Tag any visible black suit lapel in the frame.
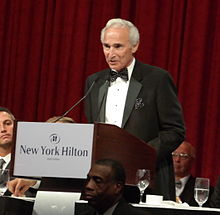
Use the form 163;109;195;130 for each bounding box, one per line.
97;80;109;122
121;61;143;128
122;77;142;128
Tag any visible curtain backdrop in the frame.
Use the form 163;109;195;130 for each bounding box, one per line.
0;0;219;185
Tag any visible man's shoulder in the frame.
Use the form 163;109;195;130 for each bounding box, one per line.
135;60;167;73
134;60;170;80
115;199;151;215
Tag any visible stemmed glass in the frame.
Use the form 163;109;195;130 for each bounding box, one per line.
0;169;10;196
194;177;210;207
136;169;150;203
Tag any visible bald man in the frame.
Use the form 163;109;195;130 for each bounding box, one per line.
172;141;213;206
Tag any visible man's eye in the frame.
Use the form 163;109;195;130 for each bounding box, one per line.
114;44;122;48
103;44;110;48
4;121;12;126
95;179;102;184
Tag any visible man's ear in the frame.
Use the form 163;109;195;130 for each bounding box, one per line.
114;183;124;194
132;42;139;54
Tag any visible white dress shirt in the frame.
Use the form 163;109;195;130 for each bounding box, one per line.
176;175;190;197
0;153;11;170
105;58;135;127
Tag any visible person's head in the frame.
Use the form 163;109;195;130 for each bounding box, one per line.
46;116;75;123
172;141;196;180
82;158;126;213
101;18;139;72
0;107;15;156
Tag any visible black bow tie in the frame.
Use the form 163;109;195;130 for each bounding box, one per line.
175;181;182;189
110;68;128;82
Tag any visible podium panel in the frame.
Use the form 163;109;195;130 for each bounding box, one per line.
93;123;157;185
11;122;94;179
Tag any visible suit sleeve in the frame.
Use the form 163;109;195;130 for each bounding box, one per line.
148;72;185;161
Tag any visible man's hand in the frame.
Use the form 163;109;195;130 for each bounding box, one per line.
7;178;37;197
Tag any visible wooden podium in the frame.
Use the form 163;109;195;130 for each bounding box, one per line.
12;121;156;215
92;123;156;185
38;122;156;191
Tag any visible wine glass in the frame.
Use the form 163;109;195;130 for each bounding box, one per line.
136;169;150;203
0;169;10;196
194;177;210;207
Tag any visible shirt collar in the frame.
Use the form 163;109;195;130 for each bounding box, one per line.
179;175;190;187
0;153;11;169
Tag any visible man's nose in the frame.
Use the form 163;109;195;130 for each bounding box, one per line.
0;124;6;133
85;179;95;190
173;155;181;162
108;47;115;56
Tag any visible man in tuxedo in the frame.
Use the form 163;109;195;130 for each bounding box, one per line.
80;158;150;215
173;141;213;206
84;18;185;200
210;176;220;208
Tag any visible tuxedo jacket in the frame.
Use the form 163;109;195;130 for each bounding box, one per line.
85;60;185;200
180;175;213;207
78;198;151;215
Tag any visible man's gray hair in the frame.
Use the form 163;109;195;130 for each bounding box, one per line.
100;18;140;46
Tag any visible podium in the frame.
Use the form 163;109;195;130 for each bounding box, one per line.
11;122;156;214
92;123;156;185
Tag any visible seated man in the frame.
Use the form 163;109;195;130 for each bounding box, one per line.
173;141;213;206
80;158;151;215
0;106;36;197
210;176;220;208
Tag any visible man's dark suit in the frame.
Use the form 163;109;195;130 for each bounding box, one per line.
210;176;220;208
78;198;150;215
179;175;213;207
85;60;185;200
3;161;37;197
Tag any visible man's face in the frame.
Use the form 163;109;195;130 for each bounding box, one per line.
102;27;139;71
82;164;122;211
0;112;14;148
173;143;194;178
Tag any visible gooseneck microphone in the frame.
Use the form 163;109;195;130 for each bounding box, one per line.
53;81;96;122
96;80;109;121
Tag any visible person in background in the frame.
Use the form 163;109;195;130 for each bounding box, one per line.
210;176;220;208
80;158;151;215
46;116;75;123
173;141;213;206
7;115;75;196
0;106;37;197
84;18;185;200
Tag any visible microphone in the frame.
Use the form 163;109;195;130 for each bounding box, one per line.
96;80;109;121
53;81;96;122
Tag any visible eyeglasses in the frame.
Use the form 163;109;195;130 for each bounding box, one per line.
172;152;191;160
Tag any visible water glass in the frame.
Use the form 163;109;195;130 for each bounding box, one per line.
194;177;209;207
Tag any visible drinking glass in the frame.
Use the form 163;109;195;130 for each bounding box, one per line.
0;169;10;196
194;177;210;207
136;169;150;203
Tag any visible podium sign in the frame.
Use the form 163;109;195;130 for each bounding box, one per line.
12;122;94;179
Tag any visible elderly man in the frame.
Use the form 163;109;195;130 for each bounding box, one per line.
173;141;213;206
85;18;185;200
